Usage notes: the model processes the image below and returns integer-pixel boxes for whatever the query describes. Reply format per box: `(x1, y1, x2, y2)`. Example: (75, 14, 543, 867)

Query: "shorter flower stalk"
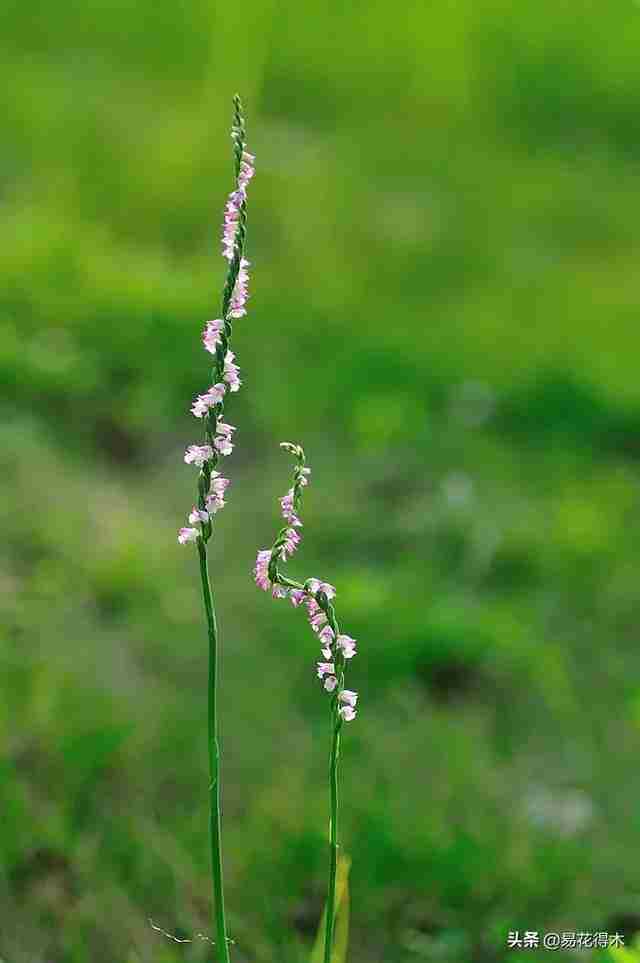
(253, 443, 359, 963)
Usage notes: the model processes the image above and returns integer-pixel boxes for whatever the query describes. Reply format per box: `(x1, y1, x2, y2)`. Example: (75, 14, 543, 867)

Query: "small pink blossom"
(206, 493, 225, 513)
(223, 351, 241, 392)
(316, 662, 335, 679)
(280, 527, 301, 560)
(210, 472, 230, 492)
(272, 584, 288, 599)
(229, 258, 250, 318)
(178, 527, 199, 544)
(222, 190, 243, 261)
(290, 589, 306, 607)
(336, 634, 357, 659)
(338, 689, 358, 708)
(184, 444, 214, 467)
(188, 507, 209, 524)
(321, 645, 333, 659)
(191, 383, 226, 418)
(306, 578, 336, 600)
(214, 435, 234, 456)
(339, 705, 357, 722)
(238, 152, 255, 190)
(310, 611, 327, 632)
(324, 675, 338, 692)
(202, 318, 224, 354)
(280, 489, 302, 527)
(319, 626, 335, 646)
(205, 473, 230, 513)
(253, 549, 271, 591)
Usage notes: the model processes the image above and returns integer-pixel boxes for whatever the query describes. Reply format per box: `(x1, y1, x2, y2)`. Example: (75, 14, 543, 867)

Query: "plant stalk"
(324, 715, 341, 963)
(198, 538, 231, 963)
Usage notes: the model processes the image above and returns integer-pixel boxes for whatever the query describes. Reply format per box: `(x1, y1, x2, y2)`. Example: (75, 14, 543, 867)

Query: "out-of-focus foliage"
(3, 1, 640, 961)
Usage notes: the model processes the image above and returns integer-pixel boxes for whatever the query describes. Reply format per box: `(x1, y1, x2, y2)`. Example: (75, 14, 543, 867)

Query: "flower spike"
(253, 443, 359, 715)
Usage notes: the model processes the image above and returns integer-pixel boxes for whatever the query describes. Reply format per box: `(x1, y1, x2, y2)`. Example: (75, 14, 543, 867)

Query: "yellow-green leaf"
(310, 854, 351, 963)
(608, 940, 640, 963)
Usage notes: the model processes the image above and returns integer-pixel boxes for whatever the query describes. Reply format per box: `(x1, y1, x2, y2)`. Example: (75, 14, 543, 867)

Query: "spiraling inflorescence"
(179, 102, 255, 546)
(253, 442, 359, 721)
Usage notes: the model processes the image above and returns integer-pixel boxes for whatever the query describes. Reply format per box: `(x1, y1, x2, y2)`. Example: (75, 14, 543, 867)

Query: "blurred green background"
(3, 1, 640, 960)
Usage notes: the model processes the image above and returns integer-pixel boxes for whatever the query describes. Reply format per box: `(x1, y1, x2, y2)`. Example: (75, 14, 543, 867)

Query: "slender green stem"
(324, 715, 341, 963)
(197, 539, 231, 963)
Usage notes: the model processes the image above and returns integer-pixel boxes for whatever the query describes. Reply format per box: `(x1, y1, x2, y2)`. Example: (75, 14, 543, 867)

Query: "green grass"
(3, 1, 640, 960)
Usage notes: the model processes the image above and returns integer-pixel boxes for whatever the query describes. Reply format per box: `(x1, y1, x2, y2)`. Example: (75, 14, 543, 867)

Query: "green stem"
(198, 539, 231, 963)
(324, 715, 341, 963)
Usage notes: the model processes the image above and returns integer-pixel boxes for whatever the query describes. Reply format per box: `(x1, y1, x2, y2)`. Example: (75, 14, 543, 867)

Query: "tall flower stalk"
(178, 95, 255, 961)
(254, 444, 358, 963)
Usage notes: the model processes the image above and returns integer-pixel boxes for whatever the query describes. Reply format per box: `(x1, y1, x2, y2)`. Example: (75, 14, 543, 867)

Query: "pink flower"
(310, 611, 327, 632)
(338, 689, 358, 708)
(272, 584, 288, 599)
(319, 626, 335, 646)
(280, 489, 302, 527)
(279, 527, 301, 560)
(238, 152, 255, 191)
(206, 492, 225, 513)
(214, 435, 234, 456)
(316, 662, 335, 679)
(229, 258, 250, 319)
(306, 578, 336, 600)
(191, 397, 210, 419)
(339, 705, 357, 722)
(184, 444, 214, 467)
(336, 634, 357, 659)
(223, 351, 241, 392)
(222, 190, 243, 261)
(254, 549, 272, 591)
(336, 635, 357, 659)
(298, 467, 311, 486)
(290, 589, 306, 607)
(202, 318, 224, 354)
(321, 645, 333, 659)
(188, 507, 209, 524)
(178, 527, 199, 544)
(205, 473, 230, 513)
(213, 420, 235, 456)
(221, 151, 254, 263)
(210, 472, 230, 491)
(324, 675, 338, 692)
(191, 383, 226, 418)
